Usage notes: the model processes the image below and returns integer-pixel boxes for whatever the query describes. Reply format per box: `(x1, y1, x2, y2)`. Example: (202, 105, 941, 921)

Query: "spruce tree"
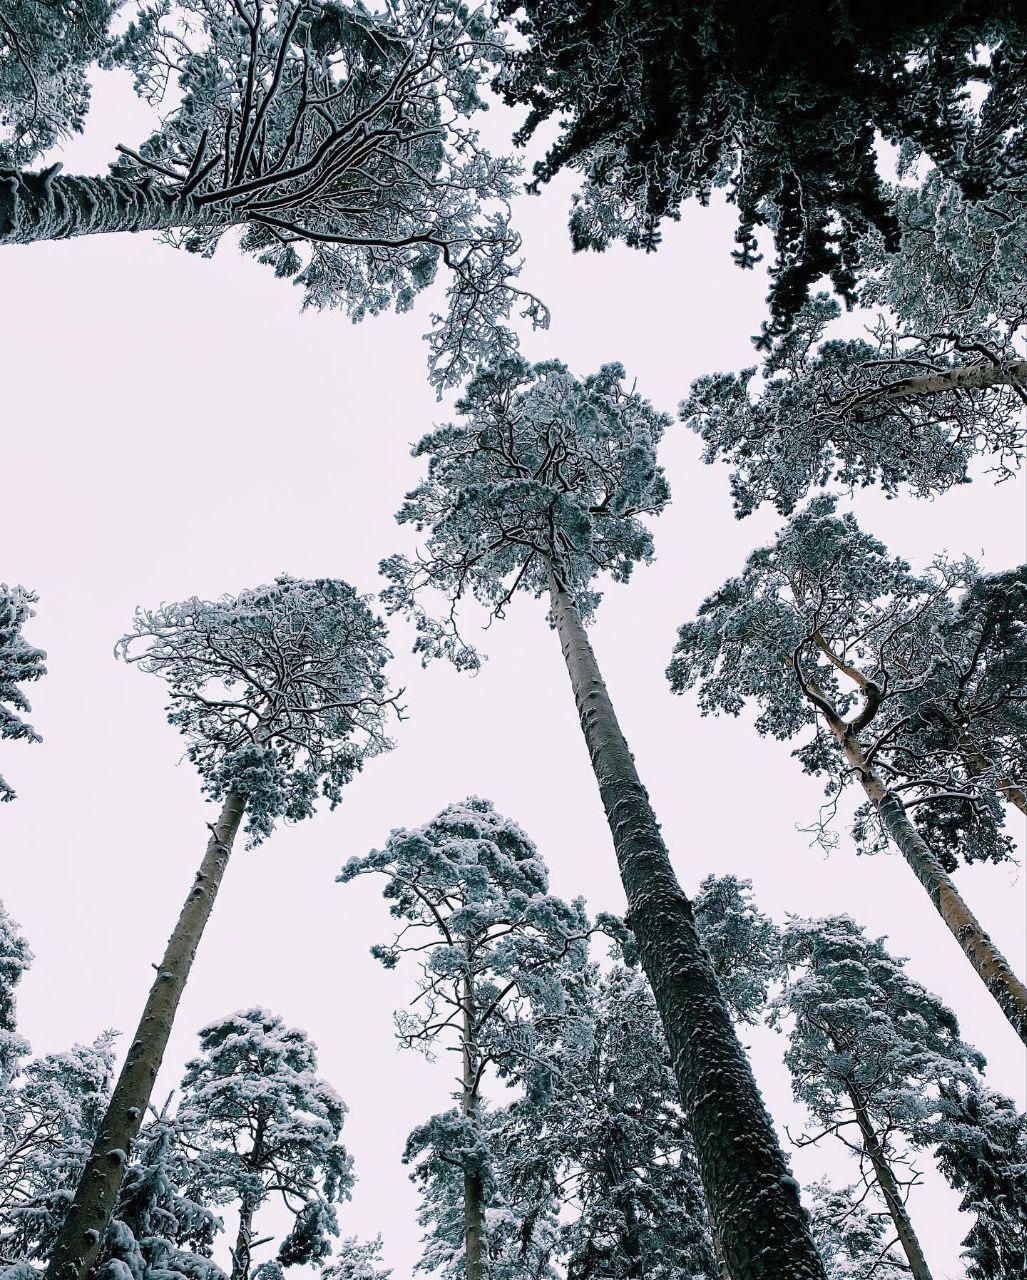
(0, 585, 46, 803)
(668, 497, 1027, 1039)
(340, 797, 590, 1280)
(0, 0, 545, 389)
(47, 575, 397, 1280)
(495, 1, 1027, 336)
(380, 357, 828, 1280)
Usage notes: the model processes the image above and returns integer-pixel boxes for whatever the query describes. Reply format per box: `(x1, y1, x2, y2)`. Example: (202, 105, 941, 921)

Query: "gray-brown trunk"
(44, 790, 248, 1280)
(839, 734, 1027, 1044)
(846, 1086, 934, 1280)
(0, 169, 238, 245)
(546, 565, 826, 1280)
(462, 966, 485, 1280)
(231, 1200, 256, 1280)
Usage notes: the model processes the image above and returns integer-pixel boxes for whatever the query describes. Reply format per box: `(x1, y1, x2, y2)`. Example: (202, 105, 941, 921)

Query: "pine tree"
(0, 585, 46, 803)
(692, 875, 781, 1026)
(684, 173, 1027, 517)
(341, 797, 590, 1280)
(47, 575, 398, 1280)
(805, 1181, 908, 1280)
(668, 497, 1027, 1039)
(770, 915, 988, 1280)
(380, 357, 828, 1280)
(0, 903, 32, 1091)
(177, 1009, 353, 1280)
(0, 0, 545, 389)
(0, 0, 115, 165)
(495, 1, 1027, 337)
(322, 1237, 392, 1280)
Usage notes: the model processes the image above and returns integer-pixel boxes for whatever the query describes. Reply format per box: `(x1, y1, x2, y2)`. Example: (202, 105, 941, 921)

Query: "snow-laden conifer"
(322, 1237, 392, 1280)
(47, 576, 397, 1280)
(341, 797, 589, 1280)
(684, 174, 1027, 517)
(805, 1181, 908, 1280)
(177, 1009, 353, 1280)
(668, 497, 1027, 1040)
(0, 0, 546, 389)
(0, 903, 32, 1091)
(380, 360, 827, 1280)
(0, 586, 46, 803)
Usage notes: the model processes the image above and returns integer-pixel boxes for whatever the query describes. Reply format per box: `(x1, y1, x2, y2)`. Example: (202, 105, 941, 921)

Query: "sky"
(1, 60, 1025, 1280)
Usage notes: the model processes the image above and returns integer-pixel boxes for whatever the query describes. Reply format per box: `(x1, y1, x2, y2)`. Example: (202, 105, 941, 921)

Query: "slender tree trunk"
(882, 360, 1027, 399)
(836, 732, 1027, 1043)
(545, 565, 827, 1280)
(966, 750, 1027, 817)
(231, 1198, 256, 1280)
(845, 1085, 933, 1280)
(45, 790, 248, 1280)
(461, 965, 485, 1280)
(0, 169, 238, 245)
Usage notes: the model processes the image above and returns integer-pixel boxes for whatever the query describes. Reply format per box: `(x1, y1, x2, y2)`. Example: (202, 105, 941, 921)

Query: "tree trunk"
(837, 733, 1027, 1043)
(461, 966, 485, 1280)
(45, 790, 248, 1280)
(846, 1085, 933, 1280)
(966, 750, 1027, 817)
(231, 1199, 256, 1280)
(882, 360, 1027, 399)
(0, 169, 237, 245)
(545, 565, 826, 1280)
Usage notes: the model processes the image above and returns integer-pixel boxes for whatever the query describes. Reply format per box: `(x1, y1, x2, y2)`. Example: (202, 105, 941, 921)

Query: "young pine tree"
(0, 585, 46, 803)
(770, 915, 988, 1280)
(340, 797, 590, 1280)
(380, 357, 828, 1280)
(0, 0, 545, 389)
(177, 1009, 353, 1280)
(47, 575, 397, 1280)
(667, 497, 1027, 1040)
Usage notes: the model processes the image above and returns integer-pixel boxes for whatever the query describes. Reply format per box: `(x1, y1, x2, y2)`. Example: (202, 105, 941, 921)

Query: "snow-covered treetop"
(323, 1237, 392, 1280)
(380, 356, 671, 669)
(683, 172, 1027, 517)
(0, 901, 32, 1089)
(667, 496, 1025, 866)
(0, 585, 47, 803)
(118, 575, 398, 841)
(771, 915, 984, 1130)
(97, 0, 546, 388)
(805, 1180, 908, 1280)
(0, 0, 115, 165)
(692, 874, 781, 1025)
(341, 797, 590, 1059)
(179, 1009, 353, 1227)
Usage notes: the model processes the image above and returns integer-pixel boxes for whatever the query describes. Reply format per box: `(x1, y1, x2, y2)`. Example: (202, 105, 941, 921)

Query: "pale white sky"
(0, 66, 1024, 1280)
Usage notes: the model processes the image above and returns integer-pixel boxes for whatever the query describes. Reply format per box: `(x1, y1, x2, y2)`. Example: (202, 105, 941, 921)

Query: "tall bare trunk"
(462, 965, 485, 1280)
(846, 1085, 933, 1280)
(45, 790, 248, 1280)
(231, 1199, 256, 1280)
(836, 733, 1027, 1043)
(546, 566, 826, 1280)
(0, 170, 237, 245)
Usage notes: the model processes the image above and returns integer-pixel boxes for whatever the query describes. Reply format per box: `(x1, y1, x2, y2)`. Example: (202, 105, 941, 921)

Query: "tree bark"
(231, 1199, 256, 1280)
(461, 966, 485, 1280)
(0, 169, 238, 245)
(845, 1085, 933, 1280)
(881, 360, 1027, 399)
(45, 790, 248, 1280)
(966, 750, 1027, 817)
(545, 565, 826, 1280)
(836, 732, 1027, 1044)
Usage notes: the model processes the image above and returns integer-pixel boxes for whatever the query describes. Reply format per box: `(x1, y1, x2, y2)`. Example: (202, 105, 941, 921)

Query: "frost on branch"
(0, 585, 46, 802)
(118, 576, 398, 842)
(380, 356, 671, 668)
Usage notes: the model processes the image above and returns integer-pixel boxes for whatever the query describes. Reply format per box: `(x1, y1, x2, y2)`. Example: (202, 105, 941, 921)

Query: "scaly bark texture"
(846, 1086, 934, 1280)
(461, 967, 485, 1280)
(834, 728, 1027, 1044)
(0, 170, 237, 244)
(546, 566, 827, 1280)
(45, 790, 248, 1280)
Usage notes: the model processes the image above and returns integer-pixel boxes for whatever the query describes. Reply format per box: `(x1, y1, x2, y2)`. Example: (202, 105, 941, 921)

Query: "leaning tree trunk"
(837, 734, 1027, 1044)
(45, 790, 248, 1280)
(0, 169, 238, 245)
(461, 965, 485, 1280)
(882, 360, 1027, 399)
(846, 1085, 934, 1280)
(545, 565, 827, 1280)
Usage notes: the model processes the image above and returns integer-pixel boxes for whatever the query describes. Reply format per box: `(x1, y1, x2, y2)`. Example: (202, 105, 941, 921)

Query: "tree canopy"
(0, 584, 46, 803)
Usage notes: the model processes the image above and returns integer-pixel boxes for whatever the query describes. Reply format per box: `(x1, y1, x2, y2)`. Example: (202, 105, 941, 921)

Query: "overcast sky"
(1, 64, 1024, 1280)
